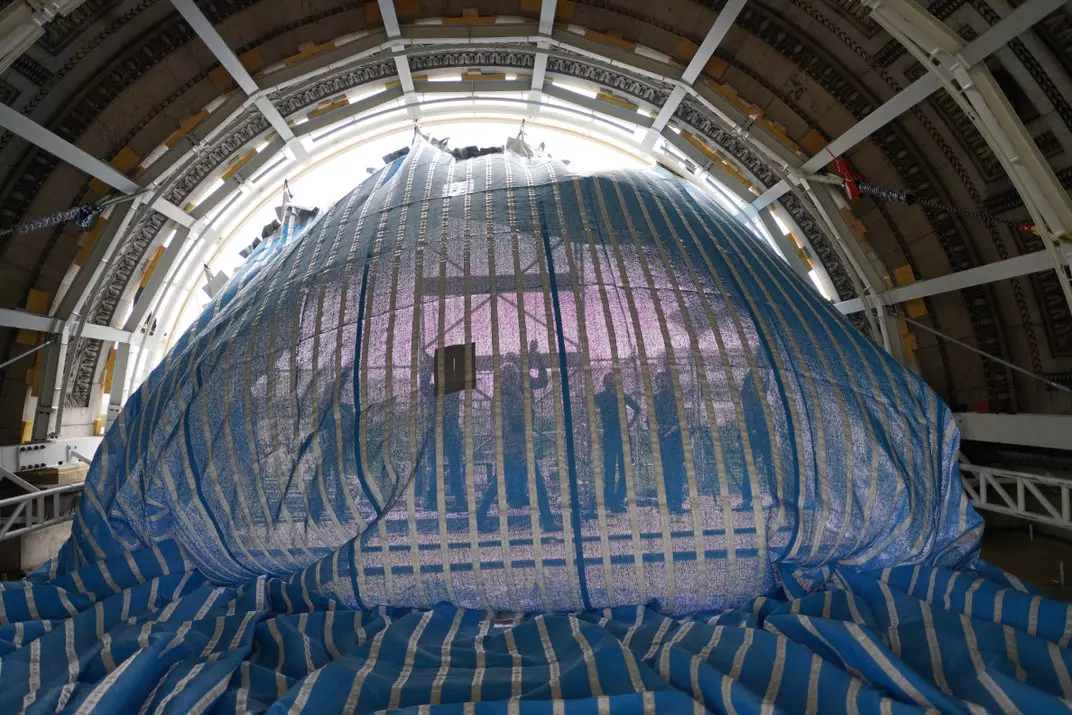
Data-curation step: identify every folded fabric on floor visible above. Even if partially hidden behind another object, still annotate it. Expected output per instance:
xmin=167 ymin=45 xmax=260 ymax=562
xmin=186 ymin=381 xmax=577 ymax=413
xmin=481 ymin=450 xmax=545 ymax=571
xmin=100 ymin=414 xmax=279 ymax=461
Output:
xmin=2 ymin=542 xmax=1069 ymax=713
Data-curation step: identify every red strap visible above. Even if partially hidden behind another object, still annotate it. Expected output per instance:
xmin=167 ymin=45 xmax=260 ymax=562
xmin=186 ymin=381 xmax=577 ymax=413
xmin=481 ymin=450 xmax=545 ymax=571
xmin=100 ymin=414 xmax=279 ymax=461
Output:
xmin=833 ymin=157 xmax=859 ymax=200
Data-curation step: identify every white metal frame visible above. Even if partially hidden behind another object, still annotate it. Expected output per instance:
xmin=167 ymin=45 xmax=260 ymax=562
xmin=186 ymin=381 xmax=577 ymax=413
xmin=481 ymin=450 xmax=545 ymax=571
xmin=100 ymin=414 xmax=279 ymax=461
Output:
xmin=170 ymin=0 xmax=306 ymax=159
xmin=864 ymin=0 xmax=1072 ymax=322
xmin=0 ymin=467 xmax=84 ymax=543
xmin=0 ymin=0 xmax=1066 ymax=438
xmin=753 ymin=0 xmax=1070 ymax=209
xmin=835 ymin=243 xmax=1072 ymax=314
xmin=643 ymin=0 xmax=747 ymax=148
xmin=961 ymin=463 xmax=1072 ymax=530
xmin=530 ymin=0 xmax=557 ymax=92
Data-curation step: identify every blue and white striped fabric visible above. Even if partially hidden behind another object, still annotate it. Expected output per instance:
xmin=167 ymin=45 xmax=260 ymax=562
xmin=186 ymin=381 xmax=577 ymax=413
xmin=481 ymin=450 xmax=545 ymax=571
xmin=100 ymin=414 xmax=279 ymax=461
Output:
xmin=12 ymin=140 xmax=1067 ymax=712
xmin=4 ymin=541 xmax=1071 ymax=712
xmin=52 ymin=141 xmax=979 ymax=615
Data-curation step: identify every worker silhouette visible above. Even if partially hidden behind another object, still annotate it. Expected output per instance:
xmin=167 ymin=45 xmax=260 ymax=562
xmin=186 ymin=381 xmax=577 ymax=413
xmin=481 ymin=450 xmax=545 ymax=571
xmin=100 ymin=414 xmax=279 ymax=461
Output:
xmin=477 ymin=340 xmax=559 ymax=531
xmin=653 ymin=370 xmax=685 ymax=513
xmin=594 ymin=372 xmax=639 ymax=513
xmin=421 ymin=352 xmax=464 ymax=512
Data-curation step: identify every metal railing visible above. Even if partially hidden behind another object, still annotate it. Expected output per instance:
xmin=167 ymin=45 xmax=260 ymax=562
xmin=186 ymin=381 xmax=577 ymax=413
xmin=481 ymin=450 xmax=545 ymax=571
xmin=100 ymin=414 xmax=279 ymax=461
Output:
xmin=0 ymin=467 xmax=84 ymax=543
xmin=960 ymin=463 xmax=1072 ymax=529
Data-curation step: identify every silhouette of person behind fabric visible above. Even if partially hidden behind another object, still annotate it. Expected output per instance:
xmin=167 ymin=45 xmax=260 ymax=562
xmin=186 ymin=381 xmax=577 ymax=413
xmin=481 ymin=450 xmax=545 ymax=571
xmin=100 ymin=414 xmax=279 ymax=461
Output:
xmin=477 ymin=340 xmax=559 ymax=531
xmin=594 ymin=372 xmax=639 ymax=513
xmin=421 ymin=352 xmax=464 ymax=513
xmin=653 ymin=370 xmax=685 ymax=514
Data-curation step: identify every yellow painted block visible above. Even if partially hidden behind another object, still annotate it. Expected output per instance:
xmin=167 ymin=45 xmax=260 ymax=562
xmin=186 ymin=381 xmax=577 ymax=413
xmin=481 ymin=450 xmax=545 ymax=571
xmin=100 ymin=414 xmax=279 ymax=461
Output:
xmin=282 ymin=41 xmax=336 ymax=66
xmin=364 ymin=1 xmax=381 ymax=24
xmin=139 ymin=246 xmax=165 ymax=288
xmin=209 ymin=65 xmax=233 ymax=89
xmin=900 ymin=322 xmax=918 ymax=354
xmin=111 ymin=147 xmax=140 ymax=175
xmin=520 ymin=0 xmax=541 ymax=14
xmin=20 ymin=421 xmax=32 ymax=445
xmin=585 ymin=29 xmax=636 ymax=52
xmin=387 ymin=74 xmax=427 ymax=91
xmin=901 ymin=328 xmax=919 ymax=367
xmin=556 ymin=1 xmax=575 ymax=21
xmin=25 ymin=288 xmax=49 ymax=314
xmin=905 ymin=298 xmax=928 ymax=319
xmin=681 ymin=131 xmax=752 ymax=187
xmin=165 ymin=110 xmax=209 ymax=148
xmin=674 ymin=37 xmax=698 ymax=63
xmin=681 ymin=130 xmax=713 ymax=157
xmin=893 ymin=264 xmax=916 ymax=286
xmin=240 ymin=48 xmax=264 ymax=74
xmin=29 ymin=352 xmax=42 ymax=397
xmin=759 ymin=119 xmax=801 ymax=153
xmin=16 ymin=289 xmax=50 ymax=345
xmin=802 ymin=130 xmax=827 ymax=155
xmin=443 ymin=13 xmax=496 ymax=25
xmin=795 ymin=245 xmax=813 ymax=271
xmin=463 ymin=71 xmax=506 ymax=80
xmin=93 ymin=416 xmax=105 ymax=436
xmin=704 ymin=57 xmax=728 ymax=80
xmin=306 ymin=97 xmax=348 ymax=120
xmin=211 ymin=48 xmax=267 ymax=85
xmin=220 ymin=150 xmax=257 ymax=181
xmin=596 ymin=90 xmax=637 ymax=111
xmin=88 ymin=147 xmax=141 ymax=195
xmin=396 ymin=0 xmax=419 ymax=17
xmin=101 ymin=346 xmax=116 ymax=393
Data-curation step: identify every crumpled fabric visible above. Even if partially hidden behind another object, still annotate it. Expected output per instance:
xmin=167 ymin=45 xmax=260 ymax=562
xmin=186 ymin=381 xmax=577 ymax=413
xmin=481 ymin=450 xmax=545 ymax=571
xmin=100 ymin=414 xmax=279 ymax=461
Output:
xmin=2 ymin=541 xmax=1069 ymax=713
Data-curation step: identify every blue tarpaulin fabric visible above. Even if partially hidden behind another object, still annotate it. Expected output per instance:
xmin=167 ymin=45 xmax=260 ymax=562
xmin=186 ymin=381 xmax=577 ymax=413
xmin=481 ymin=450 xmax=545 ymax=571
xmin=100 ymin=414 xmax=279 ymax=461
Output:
xmin=4 ymin=143 xmax=1069 ymax=712
xmin=4 ymin=543 xmax=1072 ymax=712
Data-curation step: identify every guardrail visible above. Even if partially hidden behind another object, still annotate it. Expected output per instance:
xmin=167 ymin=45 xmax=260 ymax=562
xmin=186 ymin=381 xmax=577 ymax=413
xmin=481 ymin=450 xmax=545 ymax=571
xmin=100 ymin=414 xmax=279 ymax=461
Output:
xmin=0 ymin=466 xmax=85 ymax=543
xmin=0 ymin=482 xmax=84 ymax=542
xmin=960 ymin=463 xmax=1072 ymax=529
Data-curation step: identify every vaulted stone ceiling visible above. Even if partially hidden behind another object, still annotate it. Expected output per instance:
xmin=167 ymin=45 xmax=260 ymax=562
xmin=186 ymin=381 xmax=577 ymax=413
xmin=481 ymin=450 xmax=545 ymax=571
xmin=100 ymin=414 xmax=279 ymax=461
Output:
xmin=0 ymin=0 xmax=1070 ymax=443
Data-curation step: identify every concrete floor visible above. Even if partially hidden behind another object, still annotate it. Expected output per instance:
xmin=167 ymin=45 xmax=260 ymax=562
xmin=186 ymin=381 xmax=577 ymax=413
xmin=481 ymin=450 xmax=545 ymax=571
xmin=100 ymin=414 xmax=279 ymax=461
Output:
xmin=981 ymin=527 xmax=1072 ymax=600
xmin=0 ymin=521 xmax=70 ymax=578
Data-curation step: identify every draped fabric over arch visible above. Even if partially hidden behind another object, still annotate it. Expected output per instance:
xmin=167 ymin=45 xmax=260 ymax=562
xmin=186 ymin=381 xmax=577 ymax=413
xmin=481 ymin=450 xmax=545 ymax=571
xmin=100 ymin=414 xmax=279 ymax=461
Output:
xmin=58 ymin=141 xmax=979 ymax=613
xmin=5 ymin=143 xmax=1065 ymax=714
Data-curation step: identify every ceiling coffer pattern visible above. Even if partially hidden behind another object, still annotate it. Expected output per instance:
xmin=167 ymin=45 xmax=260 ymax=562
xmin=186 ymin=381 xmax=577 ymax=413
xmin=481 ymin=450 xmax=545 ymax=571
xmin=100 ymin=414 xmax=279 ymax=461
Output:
xmin=0 ymin=0 xmax=1068 ymax=432
xmin=162 ymin=110 xmax=270 ymax=206
xmin=406 ymin=47 xmax=536 ymax=72
xmin=268 ymin=58 xmax=398 ymax=114
xmin=67 ymin=207 xmax=168 ymax=408
xmin=544 ymin=55 xmax=672 ymax=106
